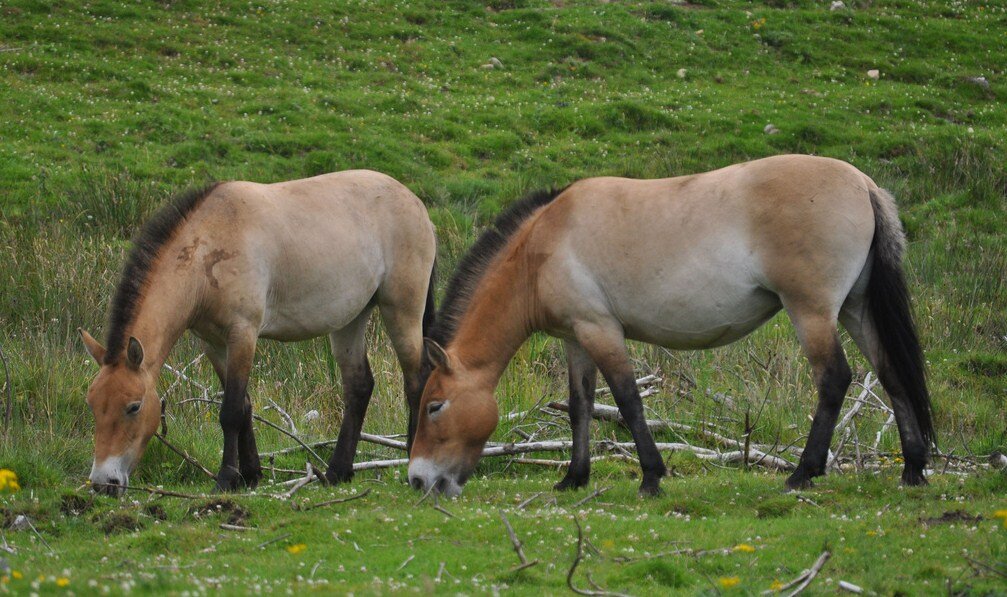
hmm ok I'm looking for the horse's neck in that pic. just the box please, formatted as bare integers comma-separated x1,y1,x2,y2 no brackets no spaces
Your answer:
451,253,535,385
127,270,200,373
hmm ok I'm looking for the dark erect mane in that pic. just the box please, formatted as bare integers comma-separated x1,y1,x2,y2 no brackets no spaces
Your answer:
428,187,567,347
103,183,220,364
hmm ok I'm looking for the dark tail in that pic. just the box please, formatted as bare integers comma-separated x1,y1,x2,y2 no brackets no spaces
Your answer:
866,189,935,448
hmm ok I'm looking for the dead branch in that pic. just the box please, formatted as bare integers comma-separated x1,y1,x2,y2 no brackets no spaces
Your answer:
516,492,543,510
265,398,297,434
296,488,372,511
91,483,224,500
155,432,216,479
571,487,611,509
220,523,255,531
498,510,539,571
763,550,831,596
256,533,292,549
567,517,632,597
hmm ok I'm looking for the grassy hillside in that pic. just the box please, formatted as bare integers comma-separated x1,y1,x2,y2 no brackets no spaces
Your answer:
1,0,1006,593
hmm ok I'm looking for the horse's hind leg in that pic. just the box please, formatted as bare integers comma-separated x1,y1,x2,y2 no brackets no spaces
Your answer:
324,309,375,485
786,311,852,490
377,292,426,454
575,321,667,496
840,300,928,485
213,326,261,492
555,340,598,491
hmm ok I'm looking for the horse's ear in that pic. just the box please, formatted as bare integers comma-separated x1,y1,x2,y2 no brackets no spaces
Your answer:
79,328,106,364
126,336,144,370
423,338,454,374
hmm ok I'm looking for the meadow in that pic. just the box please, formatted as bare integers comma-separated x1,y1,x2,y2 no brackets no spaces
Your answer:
1,0,1006,593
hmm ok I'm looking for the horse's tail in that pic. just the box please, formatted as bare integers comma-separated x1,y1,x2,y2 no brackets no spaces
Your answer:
422,259,437,339
866,188,935,448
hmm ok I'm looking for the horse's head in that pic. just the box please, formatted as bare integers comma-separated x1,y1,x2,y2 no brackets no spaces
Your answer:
408,340,498,497
79,329,160,496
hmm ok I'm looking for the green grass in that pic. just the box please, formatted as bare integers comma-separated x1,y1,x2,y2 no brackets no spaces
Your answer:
2,0,1006,593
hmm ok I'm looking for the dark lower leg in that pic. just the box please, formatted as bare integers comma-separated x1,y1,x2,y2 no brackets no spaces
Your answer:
237,394,262,488
787,341,852,490
217,380,250,492
325,358,375,484
556,345,597,491
404,372,423,456
607,372,667,495
878,370,928,485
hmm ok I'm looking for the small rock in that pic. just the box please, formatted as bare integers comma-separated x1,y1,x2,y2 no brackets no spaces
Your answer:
10,515,30,531
676,68,687,79
303,410,320,423
867,69,880,80
829,0,846,10
966,76,990,90
489,57,503,69
479,63,495,70
764,124,780,135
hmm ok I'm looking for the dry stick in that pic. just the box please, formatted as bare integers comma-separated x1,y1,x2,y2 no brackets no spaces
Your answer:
155,432,216,479
257,533,292,550
516,492,543,510
397,554,415,572
567,517,632,597
299,488,372,511
92,483,224,500
181,397,328,468
265,398,297,434
498,510,539,571
765,551,831,596
571,486,610,509
220,523,255,532
0,342,12,437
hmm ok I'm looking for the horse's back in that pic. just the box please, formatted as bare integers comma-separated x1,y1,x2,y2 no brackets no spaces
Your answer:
183,171,434,341
529,155,878,348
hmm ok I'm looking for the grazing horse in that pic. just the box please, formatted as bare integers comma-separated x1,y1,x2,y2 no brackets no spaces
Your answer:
80,171,436,495
409,155,933,497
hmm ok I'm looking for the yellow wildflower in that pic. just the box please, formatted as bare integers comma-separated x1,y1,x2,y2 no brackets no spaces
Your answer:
733,543,756,553
11,571,22,580
718,576,741,589
56,577,70,587
769,580,785,591
994,510,1007,519
0,469,19,493
866,530,877,536
286,543,307,555
601,539,615,550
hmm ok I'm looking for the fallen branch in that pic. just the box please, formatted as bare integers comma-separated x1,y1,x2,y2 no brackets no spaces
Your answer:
155,432,216,480
763,550,831,596
296,488,372,511
265,398,297,434
498,510,539,572
571,487,610,509
567,517,632,597
220,523,255,532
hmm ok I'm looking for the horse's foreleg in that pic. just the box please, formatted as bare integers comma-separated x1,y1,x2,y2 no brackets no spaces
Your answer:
786,314,851,490
378,301,426,455
325,312,374,484
575,323,667,496
214,328,259,492
556,341,598,491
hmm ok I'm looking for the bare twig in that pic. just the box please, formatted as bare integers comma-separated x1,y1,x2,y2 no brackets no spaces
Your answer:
92,483,224,500
256,533,292,549
0,342,12,436
763,551,831,596
297,488,371,511
433,503,455,518
396,554,415,571
567,517,632,597
498,510,539,571
220,523,255,531
180,397,327,468
516,492,543,510
265,398,297,434
155,432,216,479
571,487,610,509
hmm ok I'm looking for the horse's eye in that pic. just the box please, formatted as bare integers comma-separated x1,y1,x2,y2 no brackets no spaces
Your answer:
125,401,142,416
427,401,444,416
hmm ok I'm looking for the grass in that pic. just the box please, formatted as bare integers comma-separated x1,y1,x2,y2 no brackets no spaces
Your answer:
1,0,1006,593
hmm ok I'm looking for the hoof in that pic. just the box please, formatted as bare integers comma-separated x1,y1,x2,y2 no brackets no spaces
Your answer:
901,468,928,487
214,466,243,493
324,467,354,485
240,467,263,489
554,474,589,492
785,473,814,491
638,478,663,497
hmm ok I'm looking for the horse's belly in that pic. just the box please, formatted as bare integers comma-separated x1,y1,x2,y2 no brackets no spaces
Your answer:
615,279,781,350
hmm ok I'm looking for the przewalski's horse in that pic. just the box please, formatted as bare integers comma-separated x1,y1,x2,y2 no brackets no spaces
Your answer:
409,155,933,497
80,170,436,495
